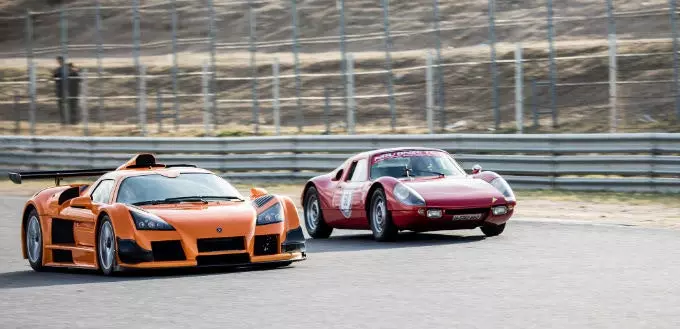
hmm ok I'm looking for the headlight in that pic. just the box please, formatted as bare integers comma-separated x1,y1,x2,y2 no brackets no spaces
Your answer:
489,177,515,202
492,206,508,215
129,209,175,231
393,183,426,206
257,203,284,226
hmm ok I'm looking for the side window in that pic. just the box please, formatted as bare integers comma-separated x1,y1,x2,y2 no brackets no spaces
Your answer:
344,161,358,181
90,180,115,204
347,159,368,182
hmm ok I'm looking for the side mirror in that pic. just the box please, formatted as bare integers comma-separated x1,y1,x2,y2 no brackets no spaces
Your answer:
471,164,482,174
250,187,269,199
70,195,93,209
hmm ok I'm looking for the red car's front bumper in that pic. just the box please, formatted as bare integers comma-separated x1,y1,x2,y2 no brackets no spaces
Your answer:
390,205,514,232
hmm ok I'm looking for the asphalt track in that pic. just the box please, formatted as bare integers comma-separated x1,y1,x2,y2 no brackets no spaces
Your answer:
1,195,679,329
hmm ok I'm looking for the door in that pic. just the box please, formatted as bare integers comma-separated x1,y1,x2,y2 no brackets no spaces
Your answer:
329,158,371,228
58,179,115,247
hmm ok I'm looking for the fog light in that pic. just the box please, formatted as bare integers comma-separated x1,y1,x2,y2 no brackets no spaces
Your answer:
427,209,443,218
492,206,508,216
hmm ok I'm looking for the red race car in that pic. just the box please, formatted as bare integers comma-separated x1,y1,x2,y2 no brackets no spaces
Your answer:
301,147,516,241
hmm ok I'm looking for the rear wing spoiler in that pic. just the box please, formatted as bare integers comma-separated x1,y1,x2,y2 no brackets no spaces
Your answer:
8,168,116,185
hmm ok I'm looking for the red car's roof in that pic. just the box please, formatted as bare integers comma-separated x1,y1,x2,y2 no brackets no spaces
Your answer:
352,147,448,159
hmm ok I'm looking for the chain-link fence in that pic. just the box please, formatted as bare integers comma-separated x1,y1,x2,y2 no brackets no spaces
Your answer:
0,0,679,136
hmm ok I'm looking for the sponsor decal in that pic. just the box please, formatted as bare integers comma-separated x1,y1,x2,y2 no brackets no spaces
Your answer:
372,150,443,164
452,213,483,221
340,189,353,218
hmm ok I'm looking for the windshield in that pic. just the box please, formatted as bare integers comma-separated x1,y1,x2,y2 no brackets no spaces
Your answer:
116,173,243,205
370,150,466,179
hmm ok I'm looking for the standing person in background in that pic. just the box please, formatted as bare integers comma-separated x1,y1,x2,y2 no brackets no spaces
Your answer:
67,62,81,124
52,56,68,125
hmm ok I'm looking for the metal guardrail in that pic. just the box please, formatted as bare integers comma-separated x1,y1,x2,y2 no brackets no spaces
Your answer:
1,134,679,193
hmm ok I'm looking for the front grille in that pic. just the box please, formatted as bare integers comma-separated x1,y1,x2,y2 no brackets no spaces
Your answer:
197,237,246,253
252,194,274,208
254,234,279,256
151,240,186,261
196,253,250,267
444,208,490,216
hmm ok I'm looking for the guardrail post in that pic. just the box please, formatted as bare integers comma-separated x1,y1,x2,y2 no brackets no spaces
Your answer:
156,90,163,133
488,0,500,129
546,0,557,128
14,91,20,135
24,10,35,136
426,51,434,134
291,0,303,132
248,0,260,135
82,68,89,136
346,53,356,134
324,87,331,134
170,0,180,132
515,43,523,134
272,58,281,136
95,0,104,127
202,62,212,136
607,0,617,132
138,65,147,137
381,0,396,132
670,0,680,120
60,5,71,126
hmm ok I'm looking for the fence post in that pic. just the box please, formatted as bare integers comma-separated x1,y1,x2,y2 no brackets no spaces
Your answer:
132,0,141,72
156,90,163,133
60,5,71,126
488,0,500,129
432,0,445,131
607,0,617,132
346,53,355,134
515,43,523,134
14,92,20,135
202,62,212,136
207,0,218,128
95,0,104,127
138,65,147,136
290,0,303,132
82,68,89,136
546,0,557,128
380,0,396,132
338,0,348,120
170,0,180,131
324,87,331,134
25,10,36,136
531,79,538,128
248,1,260,135
272,58,281,136
670,0,680,120
426,51,434,134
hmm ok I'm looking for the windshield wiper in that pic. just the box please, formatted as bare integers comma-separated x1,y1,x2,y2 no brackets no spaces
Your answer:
166,195,244,202
413,170,446,177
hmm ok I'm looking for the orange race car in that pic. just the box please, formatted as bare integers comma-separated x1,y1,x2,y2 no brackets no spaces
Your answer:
9,153,306,275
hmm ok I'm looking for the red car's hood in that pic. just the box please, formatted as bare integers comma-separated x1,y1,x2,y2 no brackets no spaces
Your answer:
401,176,505,208
137,202,257,237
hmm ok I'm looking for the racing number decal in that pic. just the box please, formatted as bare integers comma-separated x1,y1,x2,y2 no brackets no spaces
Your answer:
340,189,353,218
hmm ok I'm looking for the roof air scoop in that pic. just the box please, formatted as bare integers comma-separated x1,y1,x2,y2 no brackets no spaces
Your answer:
116,153,165,170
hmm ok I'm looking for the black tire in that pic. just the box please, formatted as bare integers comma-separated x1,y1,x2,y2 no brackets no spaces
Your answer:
369,188,398,242
303,187,333,239
25,209,44,272
481,223,506,237
97,216,118,276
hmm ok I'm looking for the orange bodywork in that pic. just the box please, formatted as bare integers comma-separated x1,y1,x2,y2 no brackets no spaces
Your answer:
17,154,306,273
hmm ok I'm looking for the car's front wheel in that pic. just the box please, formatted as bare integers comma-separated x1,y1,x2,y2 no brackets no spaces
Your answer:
369,188,398,242
481,223,506,237
97,216,118,276
304,187,333,239
25,209,44,272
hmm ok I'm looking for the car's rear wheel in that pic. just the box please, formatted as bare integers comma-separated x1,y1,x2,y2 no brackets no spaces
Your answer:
304,187,333,239
369,188,398,242
25,210,44,272
97,216,118,276
481,223,506,237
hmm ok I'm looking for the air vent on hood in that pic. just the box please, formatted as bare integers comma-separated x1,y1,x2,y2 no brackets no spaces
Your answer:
252,194,274,208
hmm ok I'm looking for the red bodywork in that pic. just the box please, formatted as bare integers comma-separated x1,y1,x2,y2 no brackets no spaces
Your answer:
301,147,516,234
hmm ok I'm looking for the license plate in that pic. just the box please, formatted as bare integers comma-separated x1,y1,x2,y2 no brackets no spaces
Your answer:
452,213,483,221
